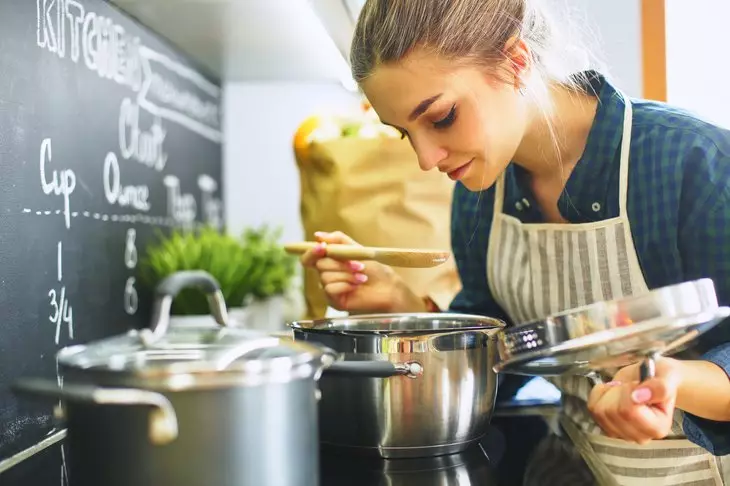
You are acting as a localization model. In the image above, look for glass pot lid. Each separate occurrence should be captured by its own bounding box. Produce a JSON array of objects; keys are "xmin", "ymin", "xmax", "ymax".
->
[{"xmin": 57, "ymin": 271, "xmax": 334, "ymax": 388}]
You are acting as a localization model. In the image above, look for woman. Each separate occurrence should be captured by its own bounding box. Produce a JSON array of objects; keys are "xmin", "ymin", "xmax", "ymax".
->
[{"xmin": 302, "ymin": 0, "xmax": 730, "ymax": 483}]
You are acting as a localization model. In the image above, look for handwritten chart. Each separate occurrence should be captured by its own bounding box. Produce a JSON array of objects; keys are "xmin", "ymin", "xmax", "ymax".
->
[{"xmin": 0, "ymin": 0, "xmax": 224, "ymax": 483}]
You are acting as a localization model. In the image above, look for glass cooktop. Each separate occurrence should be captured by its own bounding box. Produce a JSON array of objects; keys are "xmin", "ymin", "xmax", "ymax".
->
[{"xmin": 318, "ymin": 425, "xmax": 504, "ymax": 486}]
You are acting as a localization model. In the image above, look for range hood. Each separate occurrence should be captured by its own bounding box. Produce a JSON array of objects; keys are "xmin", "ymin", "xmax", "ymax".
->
[
  {"xmin": 308, "ymin": 0, "xmax": 364, "ymax": 62},
  {"xmin": 110, "ymin": 0, "xmax": 365, "ymax": 88}
]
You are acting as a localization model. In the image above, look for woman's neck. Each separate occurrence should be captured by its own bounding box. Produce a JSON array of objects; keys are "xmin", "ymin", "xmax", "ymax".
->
[{"xmin": 512, "ymin": 82, "xmax": 599, "ymax": 183}]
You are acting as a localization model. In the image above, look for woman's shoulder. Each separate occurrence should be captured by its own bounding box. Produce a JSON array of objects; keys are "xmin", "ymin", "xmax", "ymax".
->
[
  {"xmin": 628, "ymin": 100, "xmax": 730, "ymax": 203},
  {"xmin": 631, "ymin": 99, "xmax": 730, "ymax": 163}
]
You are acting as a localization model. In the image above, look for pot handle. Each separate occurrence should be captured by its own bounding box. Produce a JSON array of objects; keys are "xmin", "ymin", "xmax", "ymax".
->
[
  {"xmin": 142, "ymin": 270, "xmax": 229, "ymax": 346},
  {"xmin": 586, "ymin": 351, "xmax": 660, "ymax": 386},
  {"xmin": 12, "ymin": 378, "xmax": 179, "ymax": 446},
  {"xmin": 324, "ymin": 360, "xmax": 424, "ymax": 378}
]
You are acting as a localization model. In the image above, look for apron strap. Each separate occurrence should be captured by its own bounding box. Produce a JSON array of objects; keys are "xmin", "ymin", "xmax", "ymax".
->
[
  {"xmin": 617, "ymin": 92, "xmax": 633, "ymax": 219},
  {"xmin": 493, "ymin": 172, "xmax": 506, "ymax": 215}
]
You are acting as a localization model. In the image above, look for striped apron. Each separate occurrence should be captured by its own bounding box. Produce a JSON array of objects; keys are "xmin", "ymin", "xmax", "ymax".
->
[{"xmin": 486, "ymin": 92, "xmax": 727, "ymax": 485}]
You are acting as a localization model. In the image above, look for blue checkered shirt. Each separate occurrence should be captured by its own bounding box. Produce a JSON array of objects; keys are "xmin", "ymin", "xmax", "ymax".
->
[{"xmin": 448, "ymin": 71, "xmax": 730, "ymax": 455}]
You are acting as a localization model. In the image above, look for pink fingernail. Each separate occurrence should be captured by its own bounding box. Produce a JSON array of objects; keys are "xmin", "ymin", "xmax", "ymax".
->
[
  {"xmin": 354, "ymin": 273, "xmax": 368, "ymax": 283},
  {"xmin": 349, "ymin": 261, "xmax": 365, "ymax": 272},
  {"xmin": 606, "ymin": 381, "xmax": 622, "ymax": 387},
  {"xmin": 631, "ymin": 388, "xmax": 652, "ymax": 404},
  {"xmin": 314, "ymin": 231, "xmax": 326, "ymax": 238},
  {"xmin": 314, "ymin": 243, "xmax": 326, "ymax": 254}
]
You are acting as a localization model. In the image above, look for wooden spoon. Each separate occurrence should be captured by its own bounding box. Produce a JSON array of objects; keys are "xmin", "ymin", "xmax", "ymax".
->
[{"xmin": 283, "ymin": 242, "xmax": 451, "ymax": 268}]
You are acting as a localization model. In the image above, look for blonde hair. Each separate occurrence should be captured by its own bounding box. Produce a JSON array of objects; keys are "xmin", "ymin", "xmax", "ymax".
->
[{"xmin": 350, "ymin": 0, "xmax": 604, "ymax": 107}]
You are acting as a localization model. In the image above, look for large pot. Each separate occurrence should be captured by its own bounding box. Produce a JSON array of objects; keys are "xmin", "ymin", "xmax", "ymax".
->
[
  {"xmin": 289, "ymin": 313, "xmax": 505, "ymax": 458},
  {"xmin": 13, "ymin": 271, "xmax": 335, "ymax": 486}
]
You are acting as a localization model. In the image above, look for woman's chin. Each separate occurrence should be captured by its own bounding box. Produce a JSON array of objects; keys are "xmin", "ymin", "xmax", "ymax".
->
[{"xmin": 459, "ymin": 172, "xmax": 498, "ymax": 192}]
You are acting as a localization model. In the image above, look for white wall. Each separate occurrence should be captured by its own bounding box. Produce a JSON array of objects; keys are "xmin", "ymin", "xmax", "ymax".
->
[
  {"xmin": 222, "ymin": 82, "xmax": 359, "ymax": 242},
  {"xmin": 665, "ymin": 0, "xmax": 730, "ymax": 128}
]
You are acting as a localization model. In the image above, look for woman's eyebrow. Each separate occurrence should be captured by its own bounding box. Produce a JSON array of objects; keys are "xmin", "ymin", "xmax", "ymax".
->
[{"xmin": 409, "ymin": 93, "xmax": 443, "ymax": 121}]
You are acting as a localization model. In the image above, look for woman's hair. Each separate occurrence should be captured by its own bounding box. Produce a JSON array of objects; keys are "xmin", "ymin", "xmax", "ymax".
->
[{"xmin": 350, "ymin": 0, "xmax": 605, "ymax": 105}]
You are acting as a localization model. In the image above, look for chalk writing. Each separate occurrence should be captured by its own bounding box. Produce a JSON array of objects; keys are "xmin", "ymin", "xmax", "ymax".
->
[
  {"xmin": 124, "ymin": 228, "xmax": 138, "ymax": 315},
  {"xmin": 138, "ymin": 46, "xmax": 222, "ymax": 143},
  {"xmin": 119, "ymin": 97, "xmax": 168, "ymax": 171},
  {"xmin": 103, "ymin": 151, "xmax": 151, "ymax": 211},
  {"xmin": 163, "ymin": 175, "xmax": 196, "ymax": 226},
  {"xmin": 124, "ymin": 228, "xmax": 137, "ymax": 269},
  {"xmin": 49, "ymin": 241, "xmax": 73, "ymax": 345},
  {"xmin": 36, "ymin": 0, "xmax": 143, "ymax": 91},
  {"xmin": 39, "ymin": 138, "xmax": 76, "ymax": 229},
  {"xmin": 198, "ymin": 174, "xmax": 223, "ymax": 230}
]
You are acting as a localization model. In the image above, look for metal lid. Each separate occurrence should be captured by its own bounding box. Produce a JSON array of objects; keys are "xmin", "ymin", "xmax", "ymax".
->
[
  {"xmin": 57, "ymin": 271, "xmax": 335, "ymax": 389},
  {"xmin": 289, "ymin": 312, "xmax": 506, "ymax": 335},
  {"xmin": 493, "ymin": 279, "xmax": 730, "ymax": 377}
]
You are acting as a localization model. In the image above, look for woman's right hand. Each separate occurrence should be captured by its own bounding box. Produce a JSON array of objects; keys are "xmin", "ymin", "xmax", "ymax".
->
[{"xmin": 300, "ymin": 231, "xmax": 426, "ymax": 314}]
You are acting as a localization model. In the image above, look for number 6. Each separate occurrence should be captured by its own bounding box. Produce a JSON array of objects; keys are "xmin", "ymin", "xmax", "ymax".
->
[{"xmin": 124, "ymin": 277, "xmax": 138, "ymax": 315}]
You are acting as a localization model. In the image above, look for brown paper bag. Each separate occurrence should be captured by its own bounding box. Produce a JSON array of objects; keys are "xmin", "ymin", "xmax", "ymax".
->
[{"xmin": 295, "ymin": 136, "xmax": 462, "ymax": 319}]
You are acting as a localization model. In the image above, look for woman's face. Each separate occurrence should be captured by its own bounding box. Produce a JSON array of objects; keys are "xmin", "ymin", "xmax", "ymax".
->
[{"xmin": 361, "ymin": 52, "xmax": 529, "ymax": 191}]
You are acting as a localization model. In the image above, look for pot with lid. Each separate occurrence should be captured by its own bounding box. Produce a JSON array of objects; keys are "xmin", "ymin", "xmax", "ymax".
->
[{"xmin": 13, "ymin": 270, "xmax": 335, "ymax": 486}]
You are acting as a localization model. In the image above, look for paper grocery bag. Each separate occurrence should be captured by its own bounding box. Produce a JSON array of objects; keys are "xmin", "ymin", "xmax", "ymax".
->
[{"xmin": 295, "ymin": 136, "xmax": 462, "ymax": 319}]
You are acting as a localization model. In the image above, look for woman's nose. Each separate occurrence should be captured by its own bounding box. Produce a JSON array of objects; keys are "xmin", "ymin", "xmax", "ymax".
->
[{"xmin": 413, "ymin": 137, "xmax": 447, "ymax": 172}]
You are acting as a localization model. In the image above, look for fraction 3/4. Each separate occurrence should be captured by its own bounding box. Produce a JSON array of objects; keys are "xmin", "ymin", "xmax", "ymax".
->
[{"xmin": 49, "ymin": 241, "xmax": 73, "ymax": 345}]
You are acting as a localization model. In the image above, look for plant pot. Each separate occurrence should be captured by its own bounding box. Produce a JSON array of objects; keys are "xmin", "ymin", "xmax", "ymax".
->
[{"xmin": 237, "ymin": 296, "xmax": 287, "ymax": 333}]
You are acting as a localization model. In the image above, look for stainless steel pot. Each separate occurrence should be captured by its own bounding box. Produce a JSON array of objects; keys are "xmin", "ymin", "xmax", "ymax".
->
[
  {"xmin": 13, "ymin": 271, "xmax": 335, "ymax": 486},
  {"xmin": 289, "ymin": 313, "xmax": 505, "ymax": 458}
]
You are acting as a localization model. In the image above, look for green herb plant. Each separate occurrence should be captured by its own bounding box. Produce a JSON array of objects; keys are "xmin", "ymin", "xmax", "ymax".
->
[{"xmin": 140, "ymin": 225, "xmax": 297, "ymax": 315}]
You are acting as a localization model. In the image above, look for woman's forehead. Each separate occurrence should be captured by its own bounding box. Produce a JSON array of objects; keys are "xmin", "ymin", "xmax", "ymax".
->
[{"xmin": 362, "ymin": 58, "xmax": 471, "ymax": 123}]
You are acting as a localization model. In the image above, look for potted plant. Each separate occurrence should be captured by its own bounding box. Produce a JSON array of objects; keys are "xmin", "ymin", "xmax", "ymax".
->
[{"xmin": 140, "ymin": 225, "xmax": 298, "ymax": 331}]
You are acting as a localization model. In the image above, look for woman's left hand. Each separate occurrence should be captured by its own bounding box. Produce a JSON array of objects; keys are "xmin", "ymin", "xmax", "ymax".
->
[{"xmin": 587, "ymin": 357, "xmax": 684, "ymax": 444}]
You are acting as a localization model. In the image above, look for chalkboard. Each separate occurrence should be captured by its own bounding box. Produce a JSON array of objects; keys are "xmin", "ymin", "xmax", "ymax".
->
[{"xmin": 0, "ymin": 0, "xmax": 224, "ymax": 481}]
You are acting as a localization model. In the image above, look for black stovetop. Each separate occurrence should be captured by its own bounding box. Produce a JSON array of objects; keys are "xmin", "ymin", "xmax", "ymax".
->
[{"xmin": 318, "ymin": 426, "xmax": 504, "ymax": 486}]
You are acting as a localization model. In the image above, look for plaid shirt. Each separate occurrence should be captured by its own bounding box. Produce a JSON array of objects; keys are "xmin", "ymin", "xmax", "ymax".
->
[{"xmin": 448, "ymin": 71, "xmax": 730, "ymax": 455}]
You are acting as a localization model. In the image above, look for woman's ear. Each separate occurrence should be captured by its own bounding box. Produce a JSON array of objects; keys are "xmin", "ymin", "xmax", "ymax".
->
[{"xmin": 503, "ymin": 36, "xmax": 532, "ymax": 92}]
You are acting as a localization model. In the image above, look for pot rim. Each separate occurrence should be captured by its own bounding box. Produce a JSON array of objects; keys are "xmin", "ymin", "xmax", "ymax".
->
[
  {"xmin": 288, "ymin": 312, "xmax": 506, "ymax": 336},
  {"xmin": 55, "ymin": 329, "xmax": 338, "ymax": 390}
]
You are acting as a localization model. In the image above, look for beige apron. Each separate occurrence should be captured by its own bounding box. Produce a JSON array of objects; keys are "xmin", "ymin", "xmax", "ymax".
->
[{"xmin": 486, "ymin": 92, "xmax": 726, "ymax": 485}]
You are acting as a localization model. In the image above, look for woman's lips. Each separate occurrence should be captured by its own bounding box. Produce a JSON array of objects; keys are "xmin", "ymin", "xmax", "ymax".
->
[{"xmin": 447, "ymin": 159, "xmax": 474, "ymax": 181}]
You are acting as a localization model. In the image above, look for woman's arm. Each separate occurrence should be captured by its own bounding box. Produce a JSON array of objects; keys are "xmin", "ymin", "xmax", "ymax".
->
[
  {"xmin": 675, "ymin": 146, "xmax": 730, "ymax": 454},
  {"xmin": 675, "ymin": 349, "xmax": 730, "ymax": 422}
]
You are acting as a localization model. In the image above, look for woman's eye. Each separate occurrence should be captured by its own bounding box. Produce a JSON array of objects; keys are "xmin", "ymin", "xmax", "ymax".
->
[{"xmin": 433, "ymin": 105, "xmax": 456, "ymax": 129}]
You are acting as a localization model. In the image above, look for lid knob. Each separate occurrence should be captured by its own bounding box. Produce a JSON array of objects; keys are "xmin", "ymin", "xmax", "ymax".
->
[{"xmin": 140, "ymin": 270, "xmax": 229, "ymax": 347}]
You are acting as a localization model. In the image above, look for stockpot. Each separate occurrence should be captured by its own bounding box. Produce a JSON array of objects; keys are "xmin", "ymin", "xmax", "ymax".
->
[
  {"xmin": 13, "ymin": 271, "xmax": 336, "ymax": 486},
  {"xmin": 289, "ymin": 313, "xmax": 505, "ymax": 458}
]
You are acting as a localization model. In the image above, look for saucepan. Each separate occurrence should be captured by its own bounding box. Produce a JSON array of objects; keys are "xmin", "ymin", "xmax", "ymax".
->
[
  {"xmin": 12, "ymin": 271, "xmax": 338, "ymax": 486},
  {"xmin": 289, "ymin": 312, "xmax": 506, "ymax": 458},
  {"xmin": 289, "ymin": 278, "xmax": 729, "ymax": 461}
]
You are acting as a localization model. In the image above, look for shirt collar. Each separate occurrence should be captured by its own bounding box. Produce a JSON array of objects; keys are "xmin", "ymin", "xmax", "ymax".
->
[{"xmin": 507, "ymin": 71, "xmax": 627, "ymax": 223}]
